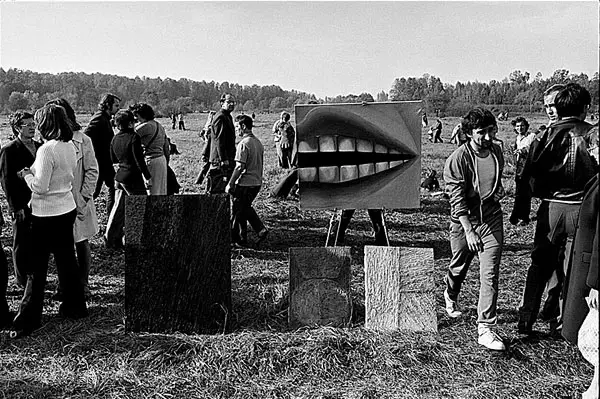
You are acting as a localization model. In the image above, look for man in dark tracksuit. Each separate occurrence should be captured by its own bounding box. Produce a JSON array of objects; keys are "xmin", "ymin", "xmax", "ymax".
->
[
  {"xmin": 207, "ymin": 93, "xmax": 237, "ymax": 194},
  {"xmin": 515, "ymin": 83, "xmax": 597, "ymax": 334},
  {"xmin": 84, "ymin": 93, "xmax": 120, "ymax": 215}
]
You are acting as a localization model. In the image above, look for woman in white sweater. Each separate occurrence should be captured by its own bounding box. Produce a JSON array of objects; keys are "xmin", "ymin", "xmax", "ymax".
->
[{"xmin": 12, "ymin": 104, "xmax": 87, "ymax": 337}]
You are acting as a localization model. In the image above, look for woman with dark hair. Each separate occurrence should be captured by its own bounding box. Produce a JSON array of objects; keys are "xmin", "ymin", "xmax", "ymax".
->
[
  {"xmin": 12, "ymin": 104, "xmax": 87, "ymax": 337},
  {"xmin": 104, "ymin": 110, "xmax": 152, "ymax": 247},
  {"xmin": 129, "ymin": 103, "xmax": 170, "ymax": 195},
  {"xmin": 46, "ymin": 99, "xmax": 99, "ymax": 299},
  {"xmin": 509, "ymin": 116, "xmax": 535, "ymax": 226}
]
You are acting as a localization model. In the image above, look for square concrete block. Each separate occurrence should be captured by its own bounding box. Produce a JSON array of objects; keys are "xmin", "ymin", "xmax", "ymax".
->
[
  {"xmin": 364, "ymin": 246, "xmax": 437, "ymax": 332},
  {"xmin": 125, "ymin": 194, "xmax": 231, "ymax": 334},
  {"xmin": 289, "ymin": 247, "xmax": 352, "ymax": 328}
]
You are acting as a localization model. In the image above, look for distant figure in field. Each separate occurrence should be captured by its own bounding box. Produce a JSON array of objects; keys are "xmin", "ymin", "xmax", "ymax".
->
[
  {"xmin": 84, "ymin": 93, "xmax": 120, "ymax": 215},
  {"xmin": 443, "ymin": 108, "xmax": 506, "ymax": 351},
  {"xmin": 420, "ymin": 169, "xmax": 440, "ymax": 191},
  {"xmin": 272, "ymin": 111, "xmax": 296, "ymax": 169},
  {"xmin": 422, "ymin": 112, "xmax": 428, "ymax": 128},
  {"xmin": 429, "ymin": 118, "xmax": 443, "ymax": 143},
  {"xmin": 509, "ymin": 116, "xmax": 535, "ymax": 226},
  {"xmin": 178, "ymin": 113, "xmax": 186, "ymax": 131},
  {"xmin": 207, "ymin": 93, "xmax": 237, "ymax": 193},
  {"xmin": 450, "ymin": 122, "xmax": 468, "ymax": 146},
  {"xmin": 195, "ymin": 111, "xmax": 216, "ymax": 186},
  {"xmin": 225, "ymin": 114, "xmax": 268, "ymax": 247},
  {"xmin": 171, "ymin": 113, "xmax": 177, "ymax": 130}
]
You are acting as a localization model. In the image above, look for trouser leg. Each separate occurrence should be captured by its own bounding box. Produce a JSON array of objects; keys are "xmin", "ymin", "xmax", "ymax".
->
[
  {"xmin": 445, "ymin": 221, "xmax": 476, "ymax": 301},
  {"xmin": 231, "ymin": 189, "xmax": 247, "ymax": 243},
  {"xmin": 0, "ymin": 244, "xmax": 9, "ymax": 319},
  {"xmin": 105, "ymin": 188, "xmax": 126, "ymax": 247},
  {"xmin": 243, "ymin": 186, "xmax": 264, "ymax": 234},
  {"xmin": 335, "ymin": 209, "xmax": 355, "ymax": 245},
  {"xmin": 476, "ymin": 213, "xmax": 503, "ymax": 326},
  {"xmin": 12, "ymin": 211, "xmax": 32, "ymax": 287},
  {"xmin": 75, "ymin": 240, "xmax": 91, "ymax": 292}
]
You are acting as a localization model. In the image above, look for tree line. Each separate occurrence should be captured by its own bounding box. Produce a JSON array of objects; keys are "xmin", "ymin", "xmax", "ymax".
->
[{"xmin": 0, "ymin": 67, "xmax": 597, "ymax": 117}]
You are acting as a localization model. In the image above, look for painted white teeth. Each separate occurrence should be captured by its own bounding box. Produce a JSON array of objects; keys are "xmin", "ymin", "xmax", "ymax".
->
[
  {"xmin": 389, "ymin": 149, "xmax": 400, "ymax": 155},
  {"xmin": 319, "ymin": 136, "xmax": 337, "ymax": 152},
  {"xmin": 376, "ymin": 162, "xmax": 389, "ymax": 172},
  {"xmin": 298, "ymin": 167, "xmax": 318, "ymax": 182},
  {"xmin": 298, "ymin": 138, "xmax": 318, "ymax": 153},
  {"xmin": 374, "ymin": 143, "xmax": 387, "ymax": 154},
  {"xmin": 390, "ymin": 160, "xmax": 404, "ymax": 168},
  {"xmin": 340, "ymin": 165, "xmax": 358, "ymax": 182},
  {"xmin": 358, "ymin": 163, "xmax": 375, "ymax": 178},
  {"xmin": 357, "ymin": 139, "xmax": 374, "ymax": 152},
  {"xmin": 318, "ymin": 166, "xmax": 339, "ymax": 183},
  {"xmin": 338, "ymin": 137, "xmax": 355, "ymax": 152}
]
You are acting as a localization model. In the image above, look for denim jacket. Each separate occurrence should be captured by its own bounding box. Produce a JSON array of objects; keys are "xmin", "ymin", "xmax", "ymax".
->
[{"xmin": 444, "ymin": 142, "xmax": 505, "ymax": 224}]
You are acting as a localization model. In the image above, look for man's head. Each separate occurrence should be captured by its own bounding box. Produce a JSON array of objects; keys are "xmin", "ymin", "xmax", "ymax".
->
[
  {"xmin": 235, "ymin": 114, "xmax": 253, "ymax": 136},
  {"xmin": 462, "ymin": 108, "xmax": 497, "ymax": 150},
  {"xmin": 129, "ymin": 103, "xmax": 155, "ymax": 122},
  {"xmin": 280, "ymin": 111, "xmax": 291, "ymax": 122},
  {"xmin": 114, "ymin": 110, "xmax": 136, "ymax": 131},
  {"xmin": 543, "ymin": 84, "xmax": 565, "ymax": 123},
  {"xmin": 9, "ymin": 110, "xmax": 35, "ymax": 140},
  {"xmin": 46, "ymin": 98, "xmax": 80, "ymax": 131},
  {"xmin": 220, "ymin": 93, "xmax": 236, "ymax": 112},
  {"xmin": 98, "ymin": 93, "xmax": 121, "ymax": 115},
  {"xmin": 554, "ymin": 83, "xmax": 591, "ymax": 120},
  {"xmin": 511, "ymin": 116, "xmax": 529, "ymax": 135}
]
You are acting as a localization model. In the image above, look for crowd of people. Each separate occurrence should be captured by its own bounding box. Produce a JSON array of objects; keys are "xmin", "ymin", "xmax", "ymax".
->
[{"xmin": 0, "ymin": 84, "xmax": 597, "ymax": 394}]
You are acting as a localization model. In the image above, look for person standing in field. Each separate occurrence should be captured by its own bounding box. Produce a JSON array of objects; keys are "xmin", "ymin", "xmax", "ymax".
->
[
  {"xmin": 450, "ymin": 122, "xmax": 468, "ymax": 146},
  {"xmin": 515, "ymin": 83, "xmax": 597, "ymax": 335},
  {"xmin": 225, "ymin": 114, "xmax": 268, "ymax": 247},
  {"xmin": 432, "ymin": 118, "xmax": 443, "ymax": 143},
  {"xmin": 13, "ymin": 104, "xmax": 88, "ymax": 337},
  {"xmin": 178, "ymin": 112, "xmax": 186, "ymax": 131},
  {"xmin": 104, "ymin": 110, "xmax": 152, "ymax": 249},
  {"xmin": 84, "ymin": 93, "xmax": 120, "ymax": 215},
  {"xmin": 46, "ymin": 98, "xmax": 99, "ymax": 300},
  {"xmin": 207, "ymin": 93, "xmax": 237, "ymax": 194},
  {"xmin": 422, "ymin": 112, "xmax": 428, "ymax": 128},
  {"xmin": 195, "ymin": 110, "xmax": 216, "ymax": 187},
  {"xmin": 171, "ymin": 113, "xmax": 177, "ymax": 130},
  {"xmin": 129, "ymin": 103, "xmax": 170, "ymax": 195},
  {"xmin": 508, "ymin": 116, "xmax": 535, "ymax": 226},
  {"xmin": 0, "ymin": 111, "xmax": 41, "ymax": 288},
  {"xmin": 272, "ymin": 111, "xmax": 296, "ymax": 169},
  {"xmin": 443, "ymin": 108, "xmax": 506, "ymax": 351}
]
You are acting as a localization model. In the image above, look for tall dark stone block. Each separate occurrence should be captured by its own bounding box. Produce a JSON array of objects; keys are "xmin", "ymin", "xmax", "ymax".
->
[
  {"xmin": 125, "ymin": 194, "xmax": 231, "ymax": 334},
  {"xmin": 289, "ymin": 247, "xmax": 352, "ymax": 328},
  {"xmin": 364, "ymin": 246, "xmax": 437, "ymax": 333}
]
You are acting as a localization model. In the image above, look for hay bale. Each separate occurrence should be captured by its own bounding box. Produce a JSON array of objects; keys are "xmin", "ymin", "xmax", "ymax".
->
[
  {"xmin": 125, "ymin": 194, "xmax": 231, "ymax": 334},
  {"xmin": 364, "ymin": 246, "xmax": 437, "ymax": 332},
  {"xmin": 289, "ymin": 247, "xmax": 352, "ymax": 328}
]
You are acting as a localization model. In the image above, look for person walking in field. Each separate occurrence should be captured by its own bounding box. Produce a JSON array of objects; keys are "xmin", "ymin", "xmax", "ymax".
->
[
  {"xmin": 443, "ymin": 108, "xmax": 506, "ymax": 351},
  {"xmin": 84, "ymin": 93, "xmax": 120, "ymax": 215},
  {"xmin": 207, "ymin": 93, "xmax": 237, "ymax": 194},
  {"xmin": 272, "ymin": 111, "xmax": 296, "ymax": 169},
  {"xmin": 178, "ymin": 113, "xmax": 186, "ymax": 131},
  {"xmin": 225, "ymin": 114, "xmax": 268, "ymax": 247},
  {"xmin": 515, "ymin": 83, "xmax": 597, "ymax": 335},
  {"xmin": 171, "ymin": 113, "xmax": 177, "ymax": 130},
  {"xmin": 432, "ymin": 118, "xmax": 443, "ymax": 143},
  {"xmin": 0, "ymin": 111, "xmax": 41, "ymax": 288},
  {"xmin": 508, "ymin": 116, "xmax": 535, "ymax": 226}
]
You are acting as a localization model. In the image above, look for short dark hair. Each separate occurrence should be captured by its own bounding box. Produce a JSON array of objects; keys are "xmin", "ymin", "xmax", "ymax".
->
[
  {"xmin": 554, "ymin": 83, "xmax": 591, "ymax": 118},
  {"xmin": 98, "ymin": 93, "xmax": 121, "ymax": 113},
  {"xmin": 510, "ymin": 116, "xmax": 529, "ymax": 131},
  {"xmin": 235, "ymin": 114, "xmax": 253, "ymax": 130},
  {"xmin": 280, "ymin": 111, "xmax": 291, "ymax": 122},
  {"xmin": 34, "ymin": 104, "xmax": 74, "ymax": 142},
  {"xmin": 129, "ymin": 102, "xmax": 155, "ymax": 121},
  {"xmin": 45, "ymin": 98, "xmax": 81, "ymax": 131},
  {"xmin": 461, "ymin": 108, "xmax": 497, "ymax": 135},
  {"xmin": 220, "ymin": 93, "xmax": 235, "ymax": 103},
  {"xmin": 114, "ymin": 110, "xmax": 136, "ymax": 130},
  {"xmin": 9, "ymin": 110, "xmax": 34, "ymax": 137}
]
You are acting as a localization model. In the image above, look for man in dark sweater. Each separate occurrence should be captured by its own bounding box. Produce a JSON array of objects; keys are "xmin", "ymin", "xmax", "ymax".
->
[
  {"xmin": 207, "ymin": 93, "xmax": 236, "ymax": 194},
  {"xmin": 84, "ymin": 93, "xmax": 120, "ymax": 214}
]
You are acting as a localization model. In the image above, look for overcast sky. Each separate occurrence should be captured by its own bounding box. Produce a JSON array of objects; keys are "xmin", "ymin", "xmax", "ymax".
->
[{"xmin": 1, "ymin": 1, "xmax": 598, "ymax": 98}]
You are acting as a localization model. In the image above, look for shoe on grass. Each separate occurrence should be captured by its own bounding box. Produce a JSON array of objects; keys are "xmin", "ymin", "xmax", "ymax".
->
[
  {"xmin": 478, "ymin": 327, "xmax": 506, "ymax": 351},
  {"xmin": 444, "ymin": 289, "xmax": 462, "ymax": 318}
]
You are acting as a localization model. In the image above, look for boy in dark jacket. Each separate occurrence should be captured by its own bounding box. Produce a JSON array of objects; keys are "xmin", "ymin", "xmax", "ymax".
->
[{"xmin": 443, "ymin": 108, "xmax": 506, "ymax": 351}]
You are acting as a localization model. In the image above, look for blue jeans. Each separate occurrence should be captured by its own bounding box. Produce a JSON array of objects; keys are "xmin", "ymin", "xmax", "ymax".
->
[{"xmin": 445, "ymin": 211, "xmax": 503, "ymax": 326}]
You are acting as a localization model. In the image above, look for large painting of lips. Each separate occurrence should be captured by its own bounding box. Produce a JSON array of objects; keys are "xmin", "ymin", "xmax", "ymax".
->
[{"xmin": 294, "ymin": 101, "xmax": 422, "ymax": 210}]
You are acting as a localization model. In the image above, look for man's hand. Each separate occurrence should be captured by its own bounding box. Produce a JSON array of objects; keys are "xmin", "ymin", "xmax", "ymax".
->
[
  {"xmin": 144, "ymin": 177, "xmax": 153, "ymax": 190},
  {"xmin": 465, "ymin": 228, "xmax": 484, "ymax": 252},
  {"xmin": 587, "ymin": 289, "xmax": 598, "ymax": 310},
  {"xmin": 225, "ymin": 182, "xmax": 234, "ymax": 195},
  {"xmin": 17, "ymin": 168, "xmax": 32, "ymax": 180},
  {"xmin": 12, "ymin": 209, "xmax": 26, "ymax": 224}
]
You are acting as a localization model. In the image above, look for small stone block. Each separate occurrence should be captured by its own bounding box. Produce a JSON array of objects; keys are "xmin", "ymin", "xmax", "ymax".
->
[
  {"xmin": 289, "ymin": 247, "xmax": 352, "ymax": 328},
  {"xmin": 364, "ymin": 246, "xmax": 437, "ymax": 332},
  {"xmin": 125, "ymin": 194, "xmax": 231, "ymax": 334}
]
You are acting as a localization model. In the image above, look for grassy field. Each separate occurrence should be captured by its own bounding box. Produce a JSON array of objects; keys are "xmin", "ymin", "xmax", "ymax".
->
[{"xmin": 0, "ymin": 109, "xmax": 594, "ymax": 398}]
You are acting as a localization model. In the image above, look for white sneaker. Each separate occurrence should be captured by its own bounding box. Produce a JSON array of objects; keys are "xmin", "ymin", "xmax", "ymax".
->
[
  {"xmin": 478, "ymin": 328, "xmax": 506, "ymax": 351},
  {"xmin": 444, "ymin": 289, "xmax": 462, "ymax": 318}
]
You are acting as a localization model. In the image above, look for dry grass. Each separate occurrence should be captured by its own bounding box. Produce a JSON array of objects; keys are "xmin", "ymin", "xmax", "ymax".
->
[{"xmin": 0, "ymin": 110, "xmax": 593, "ymax": 398}]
